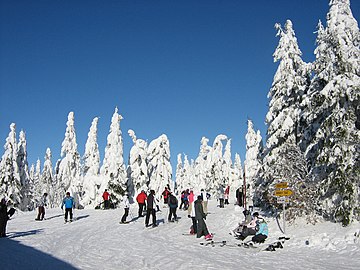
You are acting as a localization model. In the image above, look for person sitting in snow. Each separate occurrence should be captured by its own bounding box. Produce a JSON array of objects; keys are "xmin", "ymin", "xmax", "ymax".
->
[
  {"xmin": 235, "ymin": 211, "xmax": 260, "ymax": 241},
  {"xmin": 251, "ymin": 217, "xmax": 268, "ymax": 243},
  {"xmin": 194, "ymin": 195, "xmax": 212, "ymax": 240}
]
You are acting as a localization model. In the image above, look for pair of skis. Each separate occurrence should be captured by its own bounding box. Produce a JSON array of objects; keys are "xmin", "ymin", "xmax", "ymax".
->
[{"xmin": 200, "ymin": 236, "xmax": 290, "ymax": 251}]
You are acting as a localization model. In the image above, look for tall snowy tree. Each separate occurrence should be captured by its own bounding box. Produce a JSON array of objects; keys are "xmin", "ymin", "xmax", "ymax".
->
[
  {"xmin": 17, "ymin": 130, "xmax": 32, "ymax": 210},
  {"xmin": 0, "ymin": 123, "xmax": 22, "ymax": 208},
  {"xmin": 100, "ymin": 107, "xmax": 127, "ymax": 205},
  {"xmin": 147, "ymin": 134, "xmax": 172, "ymax": 201},
  {"xmin": 193, "ymin": 137, "xmax": 212, "ymax": 191},
  {"xmin": 244, "ymin": 120, "xmax": 263, "ymax": 208},
  {"xmin": 41, "ymin": 148, "xmax": 55, "ymax": 207},
  {"xmin": 260, "ymin": 19, "xmax": 310, "ymax": 211},
  {"xmin": 175, "ymin": 153, "xmax": 185, "ymax": 194},
  {"xmin": 300, "ymin": 0, "xmax": 360, "ymax": 225},
  {"xmin": 57, "ymin": 112, "xmax": 81, "ymax": 206},
  {"xmin": 208, "ymin": 134, "xmax": 228, "ymax": 193},
  {"xmin": 81, "ymin": 117, "xmax": 101, "ymax": 207},
  {"xmin": 127, "ymin": 129, "xmax": 148, "ymax": 196}
]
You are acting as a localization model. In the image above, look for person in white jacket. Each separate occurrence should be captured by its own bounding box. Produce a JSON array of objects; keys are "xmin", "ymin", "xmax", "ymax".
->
[
  {"xmin": 200, "ymin": 189, "xmax": 208, "ymax": 214},
  {"xmin": 120, "ymin": 193, "xmax": 130, "ymax": 223}
]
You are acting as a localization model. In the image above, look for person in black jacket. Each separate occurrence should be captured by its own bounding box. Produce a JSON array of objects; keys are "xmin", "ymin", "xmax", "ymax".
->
[
  {"xmin": 0, "ymin": 198, "xmax": 9, "ymax": 237},
  {"xmin": 194, "ymin": 196, "xmax": 212, "ymax": 240},
  {"xmin": 168, "ymin": 193, "xmax": 178, "ymax": 222},
  {"xmin": 145, "ymin": 190, "xmax": 157, "ymax": 227}
]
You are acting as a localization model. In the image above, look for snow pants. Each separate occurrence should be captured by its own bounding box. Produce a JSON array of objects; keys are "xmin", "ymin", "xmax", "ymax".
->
[
  {"xmin": 121, "ymin": 208, "xmax": 129, "ymax": 223},
  {"xmin": 36, "ymin": 206, "xmax": 45, "ymax": 220},
  {"xmin": 252, "ymin": 234, "xmax": 267, "ymax": 243},
  {"xmin": 196, "ymin": 218, "xmax": 209, "ymax": 238},
  {"xmin": 0, "ymin": 217, "xmax": 7, "ymax": 237},
  {"xmin": 138, "ymin": 203, "xmax": 146, "ymax": 217},
  {"xmin": 145, "ymin": 208, "xmax": 156, "ymax": 226},
  {"xmin": 64, "ymin": 208, "xmax": 73, "ymax": 221},
  {"xmin": 168, "ymin": 207, "xmax": 177, "ymax": 221}
]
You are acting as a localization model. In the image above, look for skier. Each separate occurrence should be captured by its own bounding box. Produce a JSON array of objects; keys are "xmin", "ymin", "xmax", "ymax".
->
[
  {"xmin": 120, "ymin": 193, "xmax": 130, "ymax": 224},
  {"xmin": 0, "ymin": 198, "xmax": 9, "ymax": 237},
  {"xmin": 168, "ymin": 192, "xmax": 178, "ymax": 222},
  {"xmin": 183, "ymin": 189, "xmax": 189, "ymax": 210},
  {"xmin": 187, "ymin": 190, "xmax": 195, "ymax": 217},
  {"xmin": 224, "ymin": 186, "xmax": 230, "ymax": 205},
  {"xmin": 236, "ymin": 186, "xmax": 244, "ymax": 207},
  {"xmin": 162, "ymin": 187, "xmax": 170, "ymax": 205},
  {"xmin": 61, "ymin": 192, "xmax": 75, "ymax": 223},
  {"xmin": 35, "ymin": 193, "xmax": 48, "ymax": 221},
  {"xmin": 251, "ymin": 217, "xmax": 268, "ymax": 243},
  {"xmin": 188, "ymin": 191, "xmax": 197, "ymax": 235},
  {"xmin": 194, "ymin": 195, "xmax": 212, "ymax": 240},
  {"xmin": 145, "ymin": 190, "xmax": 157, "ymax": 227},
  {"xmin": 179, "ymin": 190, "xmax": 185, "ymax": 210},
  {"xmin": 102, "ymin": 189, "xmax": 110, "ymax": 209},
  {"xmin": 217, "ymin": 186, "xmax": 225, "ymax": 208},
  {"xmin": 136, "ymin": 190, "xmax": 147, "ymax": 217},
  {"xmin": 200, "ymin": 189, "xmax": 208, "ymax": 214}
]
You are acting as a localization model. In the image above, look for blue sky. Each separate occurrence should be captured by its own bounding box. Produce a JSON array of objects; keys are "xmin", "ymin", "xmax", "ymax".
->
[{"xmin": 1, "ymin": 0, "xmax": 359, "ymax": 172}]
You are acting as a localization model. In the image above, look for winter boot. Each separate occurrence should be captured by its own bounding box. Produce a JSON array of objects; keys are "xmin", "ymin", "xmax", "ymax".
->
[{"xmin": 205, "ymin": 234, "xmax": 213, "ymax": 241}]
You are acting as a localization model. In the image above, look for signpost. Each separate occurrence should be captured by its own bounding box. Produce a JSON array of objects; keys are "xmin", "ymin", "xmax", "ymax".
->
[{"xmin": 274, "ymin": 182, "xmax": 293, "ymax": 235}]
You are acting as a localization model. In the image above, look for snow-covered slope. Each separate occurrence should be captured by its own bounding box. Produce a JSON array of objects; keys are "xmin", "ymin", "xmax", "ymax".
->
[{"xmin": 1, "ymin": 200, "xmax": 359, "ymax": 270}]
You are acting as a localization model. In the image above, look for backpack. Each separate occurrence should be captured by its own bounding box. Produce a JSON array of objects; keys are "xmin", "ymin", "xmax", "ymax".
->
[{"xmin": 170, "ymin": 195, "xmax": 177, "ymax": 205}]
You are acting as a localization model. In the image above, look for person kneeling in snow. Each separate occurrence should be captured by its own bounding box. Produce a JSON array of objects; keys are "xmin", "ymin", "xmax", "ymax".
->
[{"xmin": 252, "ymin": 217, "xmax": 268, "ymax": 243}]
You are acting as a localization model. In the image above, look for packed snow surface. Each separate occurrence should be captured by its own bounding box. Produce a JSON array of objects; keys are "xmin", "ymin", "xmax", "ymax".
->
[{"xmin": 1, "ymin": 200, "xmax": 359, "ymax": 270}]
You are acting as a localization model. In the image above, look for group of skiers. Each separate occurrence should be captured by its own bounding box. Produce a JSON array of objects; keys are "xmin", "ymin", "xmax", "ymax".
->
[{"xmin": 1, "ymin": 185, "xmax": 267, "ymax": 245}]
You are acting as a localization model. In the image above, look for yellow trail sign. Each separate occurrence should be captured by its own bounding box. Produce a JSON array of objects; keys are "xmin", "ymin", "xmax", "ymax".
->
[
  {"xmin": 274, "ymin": 189, "xmax": 293, "ymax": 197},
  {"xmin": 275, "ymin": 182, "xmax": 288, "ymax": 189}
]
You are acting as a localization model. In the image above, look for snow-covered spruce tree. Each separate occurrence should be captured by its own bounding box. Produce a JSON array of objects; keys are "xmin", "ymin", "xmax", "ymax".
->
[
  {"xmin": 174, "ymin": 153, "xmax": 184, "ymax": 194},
  {"xmin": 222, "ymin": 139, "xmax": 232, "ymax": 187},
  {"xmin": 57, "ymin": 112, "xmax": 82, "ymax": 207},
  {"xmin": 41, "ymin": 148, "xmax": 55, "ymax": 207},
  {"xmin": 259, "ymin": 19, "xmax": 309, "ymax": 212},
  {"xmin": 127, "ymin": 129, "xmax": 148, "ymax": 197},
  {"xmin": 100, "ymin": 108, "xmax": 127, "ymax": 206},
  {"xmin": 33, "ymin": 158, "xmax": 42, "ymax": 201},
  {"xmin": 208, "ymin": 135, "xmax": 228, "ymax": 194},
  {"xmin": 193, "ymin": 137, "xmax": 212, "ymax": 192},
  {"xmin": 81, "ymin": 117, "xmax": 101, "ymax": 207},
  {"xmin": 244, "ymin": 120, "xmax": 263, "ymax": 208},
  {"xmin": 17, "ymin": 130, "xmax": 33, "ymax": 210},
  {"xmin": 182, "ymin": 155, "xmax": 194, "ymax": 191},
  {"xmin": 300, "ymin": 0, "xmax": 360, "ymax": 225},
  {"xmin": 0, "ymin": 123, "xmax": 22, "ymax": 208},
  {"xmin": 147, "ymin": 134, "xmax": 172, "ymax": 201},
  {"xmin": 229, "ymin": 153, "xmax": 243, "ymax": 198}
]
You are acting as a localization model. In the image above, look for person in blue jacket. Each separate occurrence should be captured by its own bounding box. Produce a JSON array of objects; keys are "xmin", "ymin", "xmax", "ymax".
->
[
  {"xmin": 61, "ymin": 192, "xmax": 75, "ymax": 223},
  {"xmin": 251, "ymin": 217, "xmax": 268, "ymax": 243}
]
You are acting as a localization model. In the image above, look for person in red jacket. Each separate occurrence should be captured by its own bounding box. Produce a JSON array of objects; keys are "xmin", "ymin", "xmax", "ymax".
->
[
  {"xmin": 136, "ymin": 190, "xmax": 147, "ymax": 217},
  {"xmin": 162, "ymin": 187, "xmax": 170, "ymax": 204},
  {"xmin": 102, "ymin": 189, "xmax": 110, "ymax": 209}
]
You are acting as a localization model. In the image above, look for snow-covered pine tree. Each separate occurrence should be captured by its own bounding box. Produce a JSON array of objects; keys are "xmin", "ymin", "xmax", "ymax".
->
[
  {"xmin": 17, "ymin": 130, "xmax": 32, "ymax": 210},
  {"xmin": 175, "ymin": 153, "xmax": 185, "ymax": 194},
  {"xmin": 81, "ymin": 117, "xmax": 101, "ymax": 207},
  {"xmin": 259, "ymin": 19, "xmax": 310, "ymax": 211},
  {"xmin": 57, "ymin": 112, "xmax": 82, "ymax": 207},
  {"xmin": 147, "ymin": 134, "xmax": 172, "ymax": 201},
  {"xmin": 229, "ymin": 153, "xmax": 243, "ymax": 199},
  {"xmin": 182, "ymin": 155, "xmax": 194, "ymax": 191},
  {"xmin": 300, "ymin": 0, "xmax": 360, "ymax": 225},
  {"xmin": 222, "ymin": 139, "xmax": 232, "ymax": 188},
  {"xmin": 244, "ymin": 120, "xmax": 263, "ymax": 208},
  {"xmin": 193, "ymin": 137, "xmax": 212, "ymax": 192},
  {"xmin": 127, "ymin": 129, "xmax": 148, "ymax": 197},
  {"xmin": 41, "ymin": 148, "xmax": 55, "ymax": 207},
  {"xmin": 100, "ymin": 108, "xmax": 127, "ymax": 206},
  {"xmin": 208, "ymin": 135, "xmax": 228, "ymax": 194},
  {"xmin": 0, "ymin": 123, "xmax": 22, "ymax": 208}
]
